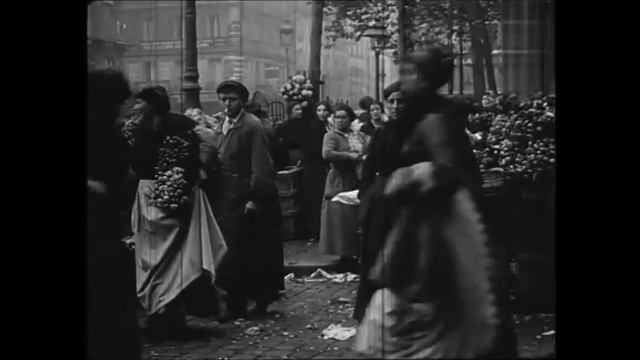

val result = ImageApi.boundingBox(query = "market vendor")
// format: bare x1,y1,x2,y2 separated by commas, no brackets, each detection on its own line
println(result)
125,86,227,339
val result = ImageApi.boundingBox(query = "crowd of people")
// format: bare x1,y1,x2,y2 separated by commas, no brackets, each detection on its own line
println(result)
88,46,518,359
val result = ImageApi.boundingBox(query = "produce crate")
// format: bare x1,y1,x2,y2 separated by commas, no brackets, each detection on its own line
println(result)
281,207,299,240
276,166,303,193
278,188,298,197
278,188,299,213
481,168,506,198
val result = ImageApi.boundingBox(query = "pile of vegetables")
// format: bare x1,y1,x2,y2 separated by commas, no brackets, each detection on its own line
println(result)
469,92,556,183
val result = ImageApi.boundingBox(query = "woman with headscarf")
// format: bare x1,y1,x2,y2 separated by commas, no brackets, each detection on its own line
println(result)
275,101,308,167
124,86,227,339
319,103,368,272
274,100,316,238
354,48,516,358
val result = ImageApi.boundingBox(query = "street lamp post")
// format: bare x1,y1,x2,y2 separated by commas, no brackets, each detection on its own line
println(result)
183,0,201,109
458,30,464,95
361,24,388,101
374,48,381,101
279,20,294,81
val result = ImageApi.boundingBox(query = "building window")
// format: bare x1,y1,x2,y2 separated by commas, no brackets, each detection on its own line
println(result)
127,63,141,82
141,61,152,82
158,61,173,81
208,14,219,38
173,17,182,40
198,59,208,86
257,61,265,84
229,6,240,22
207,58,222,88
116,21,122,39
142,18,154,41
223,57,235,79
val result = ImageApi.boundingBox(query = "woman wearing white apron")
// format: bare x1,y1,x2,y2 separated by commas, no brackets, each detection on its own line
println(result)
125,86,226,339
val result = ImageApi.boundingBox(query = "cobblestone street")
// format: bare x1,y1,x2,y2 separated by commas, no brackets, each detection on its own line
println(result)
142,281,364,360
141,279,555,359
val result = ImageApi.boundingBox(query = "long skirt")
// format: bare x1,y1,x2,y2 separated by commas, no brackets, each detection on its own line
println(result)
131,180,227,315
319,200,359,257
353,175,397,322
300,162,328,238
353,187,498,359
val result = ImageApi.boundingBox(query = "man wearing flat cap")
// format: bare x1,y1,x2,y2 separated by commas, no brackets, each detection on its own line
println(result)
209,80,283,320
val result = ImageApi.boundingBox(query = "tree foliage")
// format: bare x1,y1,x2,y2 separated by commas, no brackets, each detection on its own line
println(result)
323,0,501,60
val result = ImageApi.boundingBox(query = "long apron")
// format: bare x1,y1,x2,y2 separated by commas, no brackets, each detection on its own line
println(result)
319,199,359,257
131,180,227,315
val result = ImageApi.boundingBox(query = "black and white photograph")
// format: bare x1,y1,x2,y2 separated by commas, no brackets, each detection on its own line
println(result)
87,0,555,359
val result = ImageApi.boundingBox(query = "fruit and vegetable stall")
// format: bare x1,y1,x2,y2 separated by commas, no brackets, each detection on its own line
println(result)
468,92,556,313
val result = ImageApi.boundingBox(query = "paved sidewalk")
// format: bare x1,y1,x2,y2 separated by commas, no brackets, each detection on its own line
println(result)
141,280,555,359
283,240,341,277
142,281,365,360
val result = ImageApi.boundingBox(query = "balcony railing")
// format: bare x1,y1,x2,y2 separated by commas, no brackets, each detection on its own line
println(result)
134,36,239,51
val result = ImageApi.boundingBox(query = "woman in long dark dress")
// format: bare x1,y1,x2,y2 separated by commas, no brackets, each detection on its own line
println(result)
354,48,517,358
299,101,333,242
274,102,313,238
275,102,308,167
352,82,406,323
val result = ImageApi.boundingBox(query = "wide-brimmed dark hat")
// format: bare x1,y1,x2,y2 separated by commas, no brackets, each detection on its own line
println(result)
216,80,249,102
383,81,402,100
134,85,171,114
403,48,455,91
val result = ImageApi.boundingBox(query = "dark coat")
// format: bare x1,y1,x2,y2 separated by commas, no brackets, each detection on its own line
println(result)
208,110,284,302
365,96,515,357
300,120,331,237
353,121,420,322
88,114,140,359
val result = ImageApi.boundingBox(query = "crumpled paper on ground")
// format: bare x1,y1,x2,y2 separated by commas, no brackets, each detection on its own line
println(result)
330,190,360,205
244,326,263,336
308,269,360,283
321,323,357,341
285,269,360,283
